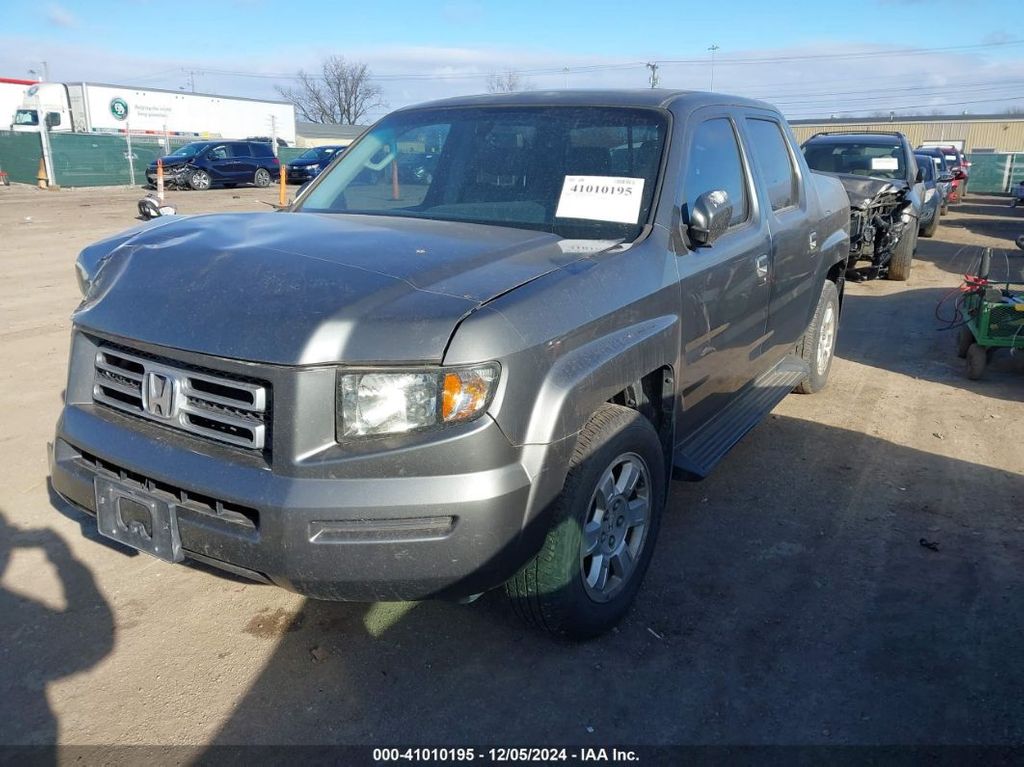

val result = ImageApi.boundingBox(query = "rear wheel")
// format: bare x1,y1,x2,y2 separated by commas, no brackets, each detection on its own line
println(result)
795,280,840,394
254,168,272,188
887,227,915,281
189,169,212,191
505,404,665,639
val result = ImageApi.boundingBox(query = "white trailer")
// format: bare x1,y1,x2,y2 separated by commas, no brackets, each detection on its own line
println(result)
11,82,296,144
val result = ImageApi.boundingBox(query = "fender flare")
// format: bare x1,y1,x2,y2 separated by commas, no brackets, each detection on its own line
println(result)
521,314,678,447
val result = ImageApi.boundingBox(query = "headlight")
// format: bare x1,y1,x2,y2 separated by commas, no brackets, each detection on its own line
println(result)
338,364,499,438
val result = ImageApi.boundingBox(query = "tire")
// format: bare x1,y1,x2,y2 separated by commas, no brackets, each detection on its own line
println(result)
794,280,840,394
887,226,915,281
505,404,665,639
919,209,939,238
966,343,987,380
254,168,272,188
189,169,212,191
956,326,973,359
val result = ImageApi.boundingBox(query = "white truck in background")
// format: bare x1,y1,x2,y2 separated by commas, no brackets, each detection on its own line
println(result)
9,82,296,145
1,77,38,130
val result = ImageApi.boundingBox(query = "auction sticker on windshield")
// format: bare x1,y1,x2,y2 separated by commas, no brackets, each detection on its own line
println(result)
555,176,645,224
871,157,899,171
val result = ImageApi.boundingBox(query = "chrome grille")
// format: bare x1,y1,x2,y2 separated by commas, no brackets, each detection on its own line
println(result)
93,347,268,450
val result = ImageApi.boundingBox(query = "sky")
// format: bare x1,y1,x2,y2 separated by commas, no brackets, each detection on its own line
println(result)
2,0,1023,122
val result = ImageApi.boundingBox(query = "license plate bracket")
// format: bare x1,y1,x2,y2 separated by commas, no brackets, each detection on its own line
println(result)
95,477,183,563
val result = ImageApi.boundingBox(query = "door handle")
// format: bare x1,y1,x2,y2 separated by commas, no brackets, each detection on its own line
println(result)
755,254,769,283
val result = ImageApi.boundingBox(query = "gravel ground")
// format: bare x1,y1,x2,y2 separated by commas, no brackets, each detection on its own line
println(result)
0,183,1022,748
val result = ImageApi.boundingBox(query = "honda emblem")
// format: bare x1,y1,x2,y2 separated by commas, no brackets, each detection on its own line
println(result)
142,372,177,418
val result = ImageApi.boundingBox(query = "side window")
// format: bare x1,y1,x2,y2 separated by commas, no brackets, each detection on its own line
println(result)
684,118,749,227
251,143,273,158
745,119,799,211
207,145,228,161
230,143,253,158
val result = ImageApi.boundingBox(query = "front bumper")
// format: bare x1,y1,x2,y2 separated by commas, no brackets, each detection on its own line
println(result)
50,408,535,600
286,166,319,183
49,332,547,601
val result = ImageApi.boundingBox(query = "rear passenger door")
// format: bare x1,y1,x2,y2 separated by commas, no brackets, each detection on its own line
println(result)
740,115,818,364
674,111,772,431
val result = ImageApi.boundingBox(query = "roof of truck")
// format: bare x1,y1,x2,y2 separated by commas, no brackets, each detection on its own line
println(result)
396,89,779,113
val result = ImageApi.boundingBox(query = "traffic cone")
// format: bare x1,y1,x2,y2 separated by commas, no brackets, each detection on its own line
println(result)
37,157,48,189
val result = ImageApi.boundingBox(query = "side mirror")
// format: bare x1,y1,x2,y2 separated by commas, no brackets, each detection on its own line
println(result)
938,173,954,183
688,190,733,246
45,112,61,128
915,167,924,183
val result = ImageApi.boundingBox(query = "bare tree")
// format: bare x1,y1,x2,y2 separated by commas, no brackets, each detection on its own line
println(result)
1003,105,1024,115
486,70,531,93
276,56,385,125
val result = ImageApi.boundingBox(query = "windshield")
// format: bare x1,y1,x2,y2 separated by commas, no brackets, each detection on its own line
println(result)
298,106,668,240
13,109,38,126
297,147,341,162
169,143,204,158
803,140,906,180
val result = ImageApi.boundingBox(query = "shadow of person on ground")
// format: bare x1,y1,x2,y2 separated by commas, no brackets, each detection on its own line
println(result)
199,413,1024,748
0,510,115,747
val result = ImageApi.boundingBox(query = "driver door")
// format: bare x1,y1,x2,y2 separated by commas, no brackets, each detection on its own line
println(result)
673,111,773,433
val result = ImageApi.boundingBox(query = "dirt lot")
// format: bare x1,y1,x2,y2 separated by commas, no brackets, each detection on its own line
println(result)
0,183,1022,749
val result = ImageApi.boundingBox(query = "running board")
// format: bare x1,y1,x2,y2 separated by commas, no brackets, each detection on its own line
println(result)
672,356,809,480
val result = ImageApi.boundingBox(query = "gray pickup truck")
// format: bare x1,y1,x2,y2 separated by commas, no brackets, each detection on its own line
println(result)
51,90,850,638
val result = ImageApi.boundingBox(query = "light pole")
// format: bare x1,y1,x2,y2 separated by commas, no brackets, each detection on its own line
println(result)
707,45,720,92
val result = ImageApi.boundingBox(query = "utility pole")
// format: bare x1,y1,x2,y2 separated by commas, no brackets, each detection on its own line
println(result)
646,62,659,89
708,44,720,92
185,70,196,93
562,67,569,89
28,61,48,82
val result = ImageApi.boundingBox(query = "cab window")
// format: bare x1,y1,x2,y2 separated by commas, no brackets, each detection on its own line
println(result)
745,119,799,211
684,118,749,227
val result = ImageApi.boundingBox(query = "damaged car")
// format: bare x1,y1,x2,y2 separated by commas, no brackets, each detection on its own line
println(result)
145,140,281,191
802,131,923,281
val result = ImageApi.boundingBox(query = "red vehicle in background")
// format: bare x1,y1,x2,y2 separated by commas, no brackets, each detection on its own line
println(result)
918,144,969,203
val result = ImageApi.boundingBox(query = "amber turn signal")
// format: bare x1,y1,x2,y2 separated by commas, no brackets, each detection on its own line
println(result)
442,367,497,422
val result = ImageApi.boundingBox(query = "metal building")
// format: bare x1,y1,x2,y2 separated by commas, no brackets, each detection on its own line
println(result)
789,114,1024,153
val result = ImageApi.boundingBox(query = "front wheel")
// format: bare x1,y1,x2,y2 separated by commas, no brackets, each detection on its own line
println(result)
505,404,665,639
254,167,272,188
887,227,915,281
189,169,212,191
966,343,987,380
795,280,840,394
920,210,939,238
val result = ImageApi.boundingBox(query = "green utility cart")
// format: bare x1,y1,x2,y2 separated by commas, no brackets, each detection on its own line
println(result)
956,248,1024,380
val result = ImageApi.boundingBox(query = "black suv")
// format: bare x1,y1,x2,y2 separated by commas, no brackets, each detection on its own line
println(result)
146,140,281,191
802,131,924,281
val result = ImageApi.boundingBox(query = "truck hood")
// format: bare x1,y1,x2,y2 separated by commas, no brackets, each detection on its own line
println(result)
74,212,608,365
832,174,910,210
